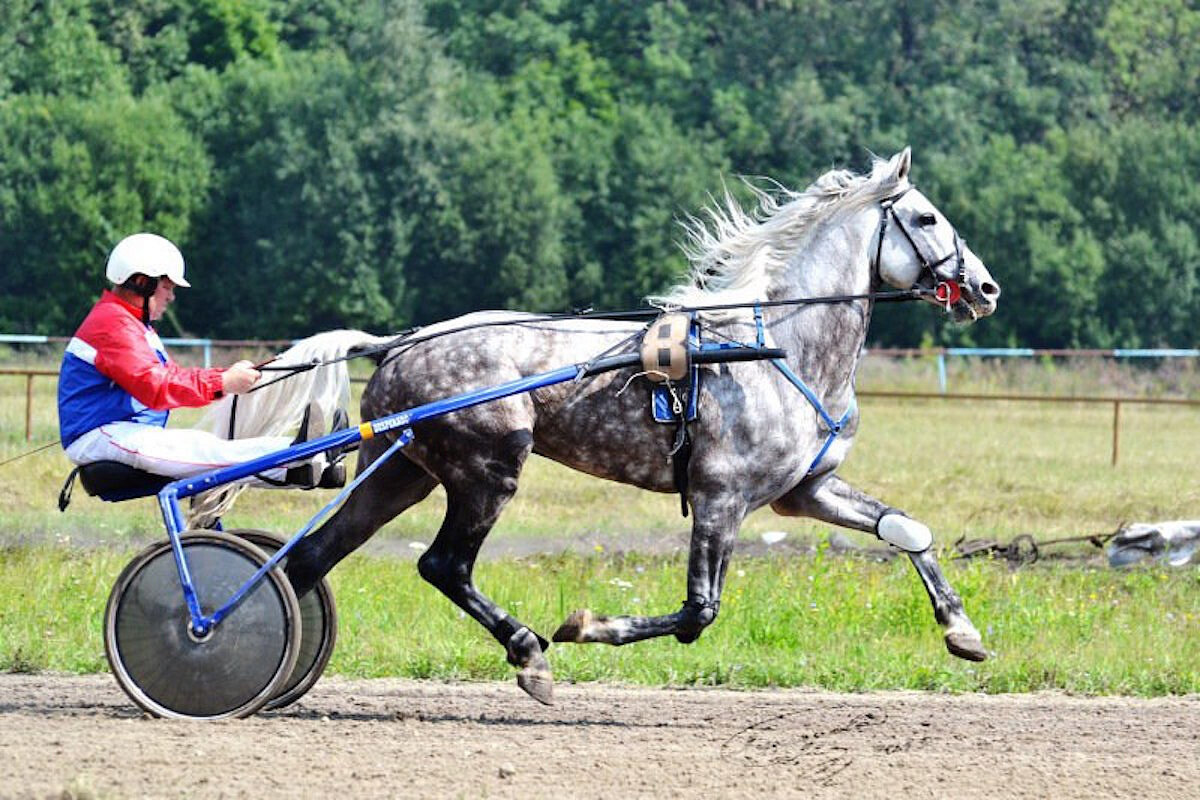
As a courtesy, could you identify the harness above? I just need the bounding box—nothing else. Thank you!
[643,314,701,516]
[643,307,855,517]
[643,189,974,515]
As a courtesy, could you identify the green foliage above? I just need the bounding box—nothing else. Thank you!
[1,0,128,97]
[0,92,210,334]
[187,0,280,70]
[172,52,403,336]
[88,0,194,93]
[1100,0,1200,120]
[0,0,1195,345]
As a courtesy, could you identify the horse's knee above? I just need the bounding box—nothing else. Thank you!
[674,600,720,644]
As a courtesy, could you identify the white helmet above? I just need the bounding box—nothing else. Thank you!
[105,233,190,287]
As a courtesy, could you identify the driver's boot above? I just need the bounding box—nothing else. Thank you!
[283,401,326,489]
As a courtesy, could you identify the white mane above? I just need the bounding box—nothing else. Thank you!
[650,156,908,313]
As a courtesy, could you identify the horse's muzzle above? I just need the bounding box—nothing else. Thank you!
[961,276,1000,320]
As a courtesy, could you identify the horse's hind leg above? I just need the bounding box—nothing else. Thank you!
[771,473,988,662]
[553,492,747,646]
[415,430,556,704]
[286,436,438,597]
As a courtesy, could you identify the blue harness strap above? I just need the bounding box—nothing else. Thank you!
[771,356,857,475]
[753,304,856,476]
[652,308,856,507]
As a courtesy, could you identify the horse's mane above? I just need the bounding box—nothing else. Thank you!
[650,155,907,312]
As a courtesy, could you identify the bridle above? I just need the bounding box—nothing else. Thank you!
[872,187,969,313]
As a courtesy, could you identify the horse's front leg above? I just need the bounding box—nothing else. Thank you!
[772,473,988,662]
[554,493,746,646]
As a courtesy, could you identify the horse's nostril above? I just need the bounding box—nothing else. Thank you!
[980,282,1000,299]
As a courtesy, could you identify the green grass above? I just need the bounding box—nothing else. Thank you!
[330,548,1200,695]
[1,544,1197,695]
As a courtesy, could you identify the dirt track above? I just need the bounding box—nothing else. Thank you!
[1,674,1197,798]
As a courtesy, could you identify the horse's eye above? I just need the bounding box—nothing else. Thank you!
[918,213,937,226]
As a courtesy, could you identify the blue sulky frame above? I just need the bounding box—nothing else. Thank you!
[160,362,584,637]
[157,345,785,638]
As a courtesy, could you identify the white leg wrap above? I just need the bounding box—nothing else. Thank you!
[877,513,933,552]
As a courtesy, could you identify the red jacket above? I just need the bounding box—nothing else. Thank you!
[58,290,224,447]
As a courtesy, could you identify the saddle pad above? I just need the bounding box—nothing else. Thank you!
[640,313,691,382]
[651,320,700,423]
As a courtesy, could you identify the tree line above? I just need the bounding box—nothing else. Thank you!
[1,0,1197,347]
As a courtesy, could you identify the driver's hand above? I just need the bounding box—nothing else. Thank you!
[221,360,261,395]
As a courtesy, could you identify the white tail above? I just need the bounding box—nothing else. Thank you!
[186,329,396,528]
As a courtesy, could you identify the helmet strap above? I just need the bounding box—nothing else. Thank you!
[120,275,159,325]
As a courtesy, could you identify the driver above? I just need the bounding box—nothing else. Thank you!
[57,232,341,488]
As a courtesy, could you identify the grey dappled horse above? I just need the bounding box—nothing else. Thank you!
[286,148,1001,703]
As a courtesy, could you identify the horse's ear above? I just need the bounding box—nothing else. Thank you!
[894,147,912,182]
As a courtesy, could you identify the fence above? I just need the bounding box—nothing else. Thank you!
[4,365,1195,465]
[856,390,1197,466]
[868,347,1200,393]
[1,367,57,444]
[0,334,292,368]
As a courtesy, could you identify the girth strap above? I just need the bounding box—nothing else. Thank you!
[670,421,691,517]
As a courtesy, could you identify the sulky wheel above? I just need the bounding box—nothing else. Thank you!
[235,530,338,711]
[103,531,301,720]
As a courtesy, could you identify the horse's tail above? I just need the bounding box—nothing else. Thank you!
[186,329,395,528]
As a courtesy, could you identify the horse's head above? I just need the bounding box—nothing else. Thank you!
[874,149,1000,323]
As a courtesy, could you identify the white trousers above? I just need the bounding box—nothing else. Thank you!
[64,422,313,485]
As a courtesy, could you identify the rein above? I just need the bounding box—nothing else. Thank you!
[344,287,936,375]
[243,203,961,388]
[0,439,61,467]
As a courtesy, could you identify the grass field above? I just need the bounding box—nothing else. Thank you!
[2,545,1197,695]
[1,353,1198,694]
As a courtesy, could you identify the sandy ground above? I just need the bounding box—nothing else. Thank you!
[1,674,1197,799]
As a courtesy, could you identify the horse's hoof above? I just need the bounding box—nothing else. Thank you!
[517,664,554,705]
[552,609,593,643]
[945,631,988,662]
[507,627,555,705]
